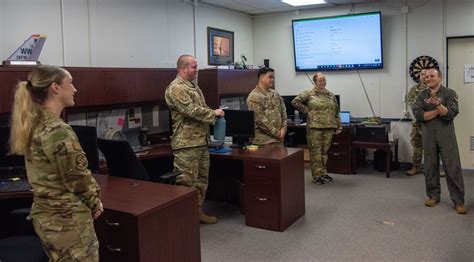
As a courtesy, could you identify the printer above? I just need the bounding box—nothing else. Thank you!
[355,124,388,142]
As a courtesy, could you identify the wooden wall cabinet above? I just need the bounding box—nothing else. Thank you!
[0,67,176,114]
[198,68,258,109]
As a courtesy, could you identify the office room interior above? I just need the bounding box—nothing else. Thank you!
[0,0,473,261]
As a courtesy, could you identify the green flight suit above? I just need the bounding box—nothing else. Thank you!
[165,76,216,206]
[292,88,341,179]
[412,86,465,205]
[246,85,287,147]
[26,111,101,261]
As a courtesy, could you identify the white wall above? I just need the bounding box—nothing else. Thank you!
[446,0,474,37]
[0,0,254,69]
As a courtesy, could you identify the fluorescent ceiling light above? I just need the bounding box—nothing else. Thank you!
[281,0,326,7]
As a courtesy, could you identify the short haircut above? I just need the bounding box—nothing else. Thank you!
[177,55,193,69]
[312,72,324,82]
[258,67,274,78]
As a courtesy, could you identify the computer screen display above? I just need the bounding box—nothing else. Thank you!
[340,111,350,125]
[224,109,255,147]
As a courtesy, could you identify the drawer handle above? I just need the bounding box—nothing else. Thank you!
[105,220,120,227]
[333,142,339,145]
[255,165,266,169]
[256,197,267,201]
[333,153,340,156]
[106,245,122,253]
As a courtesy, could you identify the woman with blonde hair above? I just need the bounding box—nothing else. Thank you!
[292,72,342,185]
[9,65,103,261]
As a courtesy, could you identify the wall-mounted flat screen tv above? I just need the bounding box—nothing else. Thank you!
[292,12,383,71]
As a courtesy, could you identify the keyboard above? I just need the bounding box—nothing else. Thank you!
[0,179,31,192]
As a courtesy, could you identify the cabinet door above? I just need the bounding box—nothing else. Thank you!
[327,152,351,174]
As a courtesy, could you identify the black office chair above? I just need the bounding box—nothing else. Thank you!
[71,125,100,173]
[97,138,179,184]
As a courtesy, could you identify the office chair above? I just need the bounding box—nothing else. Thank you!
[97,138,179,184]
[71,125,100,173]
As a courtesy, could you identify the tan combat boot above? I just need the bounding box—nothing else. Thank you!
[199,209,218,224]
[406,167,421,176]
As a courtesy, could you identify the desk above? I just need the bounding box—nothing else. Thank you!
[0,174,200,262]
[136,145,306,232]
[210,147,305,232]
[352,139,399,178]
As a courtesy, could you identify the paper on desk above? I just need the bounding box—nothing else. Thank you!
[97,109,126,138]
[152,106,160,127]
[67,113,87,126]
[128,107,142,129]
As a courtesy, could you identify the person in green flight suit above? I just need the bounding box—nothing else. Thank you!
[292,72,342,185]
[165,55,225,224]
[412,68,466,214]
[9,65,103,261]
[406,68,428,176]
[246,67,287,148]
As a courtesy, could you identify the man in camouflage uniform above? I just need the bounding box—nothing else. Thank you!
[406,68,428,176]
[292,72,342,185]
[165,55,224,224]
[246,67,287,148]
[412,68,466,214]
[28,111,102,261]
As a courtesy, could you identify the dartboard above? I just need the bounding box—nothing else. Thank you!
[409,55,439,83]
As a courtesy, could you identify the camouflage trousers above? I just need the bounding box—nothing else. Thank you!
[32,216,99,261]
[307,128,334,179]
[410,122,423,168]
[173,146,210,206]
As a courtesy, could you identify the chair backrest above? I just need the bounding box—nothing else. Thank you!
[97,138,150,181]
[0,126,25,168]
[71,125,100,173]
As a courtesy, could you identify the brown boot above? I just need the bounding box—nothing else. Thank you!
[406,167,421,176]
[199,209,218,224]
[455,204,467,214]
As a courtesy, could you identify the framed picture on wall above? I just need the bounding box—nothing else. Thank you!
[207,27,234,65]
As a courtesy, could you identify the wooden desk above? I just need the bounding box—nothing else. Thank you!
[0,174,200,262]
[352,139,399,178]
[137,145,306,232]
[210,147,305,232]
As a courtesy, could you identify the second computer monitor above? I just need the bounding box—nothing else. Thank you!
[224,109,255,147]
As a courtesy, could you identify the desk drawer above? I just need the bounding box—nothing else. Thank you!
[328,142,349,153]
[327,152,351,174]
[244,161,280,188]
[95,210,137,261]
[244,190,280,230]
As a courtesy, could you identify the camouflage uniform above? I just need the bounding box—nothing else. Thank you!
[165,76,216,206]
[407,83,427,170]
[246,85,287,147]
[292,88,341,179]
[412,86,465,205]
[26,111,101,261]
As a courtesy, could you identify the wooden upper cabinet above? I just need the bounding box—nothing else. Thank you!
[0,67,176,113]
[198,68,258,109]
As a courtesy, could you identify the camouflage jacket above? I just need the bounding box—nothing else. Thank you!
[26,111,101,220]
[165,76,216,150]
[246,85,287,145]
[407,83,428,121]
[292,87,341,129]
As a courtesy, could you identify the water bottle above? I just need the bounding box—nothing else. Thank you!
[214,117,226,141]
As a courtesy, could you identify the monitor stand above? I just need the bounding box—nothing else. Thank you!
[229,136,249,148]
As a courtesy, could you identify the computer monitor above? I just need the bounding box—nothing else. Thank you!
[340,111,351,125]
[0,126,25,168]
[224,109,255,147]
